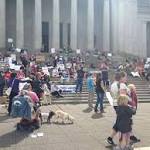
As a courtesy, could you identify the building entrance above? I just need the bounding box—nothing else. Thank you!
[147,22,150,57]
[42,22,49,52]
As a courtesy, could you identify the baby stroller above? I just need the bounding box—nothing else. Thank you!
[11,91,41,132]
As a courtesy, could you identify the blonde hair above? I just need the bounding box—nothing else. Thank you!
[117,95,129,106]
[128,84,136,91]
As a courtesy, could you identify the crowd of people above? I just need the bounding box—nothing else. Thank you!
[0,50,145,149]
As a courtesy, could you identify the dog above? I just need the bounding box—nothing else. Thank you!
[54,110,75,124]
[40,111,55,124]
[47,111,55,123]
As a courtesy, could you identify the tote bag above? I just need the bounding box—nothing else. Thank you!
[5,79,15,96]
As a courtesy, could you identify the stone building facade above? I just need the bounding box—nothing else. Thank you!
[0,0,150,57]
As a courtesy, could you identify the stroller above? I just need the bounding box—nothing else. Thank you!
[11,92,41,132]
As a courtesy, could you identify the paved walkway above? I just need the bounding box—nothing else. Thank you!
[0,103,150,150]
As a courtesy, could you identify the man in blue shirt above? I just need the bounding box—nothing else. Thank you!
[86,73,95,109]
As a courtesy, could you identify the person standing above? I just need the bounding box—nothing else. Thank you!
[107,71,140,145]
[94,73,105,113]
[86,73,95,109]
[0,72,5,96]
[8,73,20,115]
[75,67,85,93]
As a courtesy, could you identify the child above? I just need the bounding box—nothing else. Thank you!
[42,83,51,105]
[128,84,138,113]
[115,95,134,150]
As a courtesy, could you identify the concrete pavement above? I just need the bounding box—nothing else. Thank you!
[0,103,150,150]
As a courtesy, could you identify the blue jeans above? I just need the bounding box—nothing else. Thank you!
[95,92,104,111]
[75,78,83,93]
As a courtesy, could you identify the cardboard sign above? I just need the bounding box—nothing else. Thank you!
[36,55,45,62]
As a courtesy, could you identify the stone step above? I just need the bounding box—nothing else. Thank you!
[52,95,150,101]
[52,99,150,104]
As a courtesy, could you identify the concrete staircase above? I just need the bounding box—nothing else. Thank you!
[1,74,150,105]
[52,76,150,104]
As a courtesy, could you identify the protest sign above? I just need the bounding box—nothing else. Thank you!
[76,49,80,54]
[106,92,113,106]
[36,55,45,62]
[42,67,50,75]
[51,48,55,54]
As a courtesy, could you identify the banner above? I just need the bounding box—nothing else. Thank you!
[57,85,76,93]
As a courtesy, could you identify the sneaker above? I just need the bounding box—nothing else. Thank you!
[94,108,98,113]
[130,135,140,143]
[101,110,105,113]
[107,137,115,145]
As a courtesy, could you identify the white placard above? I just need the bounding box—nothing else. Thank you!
[57,64,65,70]
[131,72,140,78]
[37,132,44,137]
[51,48,55,54]
[146,58,150,63]
[8,38,13,43]
[52,69,59,77]
[42,67,50,75]
[16,48,21,53]
[19,82,27,91]
[106,92,114,106]
[66,63,72,69]
[11,54,16,61]
[30,134,37,138]
[13,65,22,71]
[76,49,80,54]
[90,70,101,74]
[107,53,112,57]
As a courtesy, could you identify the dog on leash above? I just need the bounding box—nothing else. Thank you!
[54,110,75,124]
[41,110,74,124]
[41,111,55,124]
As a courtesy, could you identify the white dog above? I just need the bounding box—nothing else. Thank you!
[54,110,75,124]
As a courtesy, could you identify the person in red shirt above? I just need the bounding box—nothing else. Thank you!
[4,69,11,87]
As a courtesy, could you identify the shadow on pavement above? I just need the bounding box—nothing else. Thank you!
[83,107,93,113]
[105,145,114,150]
[0,130,29,148]
[0,114,10,123]
[91,113,103,119]
[52,122,73,125]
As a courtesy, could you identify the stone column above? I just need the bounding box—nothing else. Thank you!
[70,0,77,50]
[16,0,24,48]
[34,0,42,50]
[52,0,60,49]
[87,0,94,49]
[103,0,110,52]
[110,0,119,52]
[0,0,5,49]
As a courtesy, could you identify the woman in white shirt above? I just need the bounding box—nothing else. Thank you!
[51,82,63,98]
